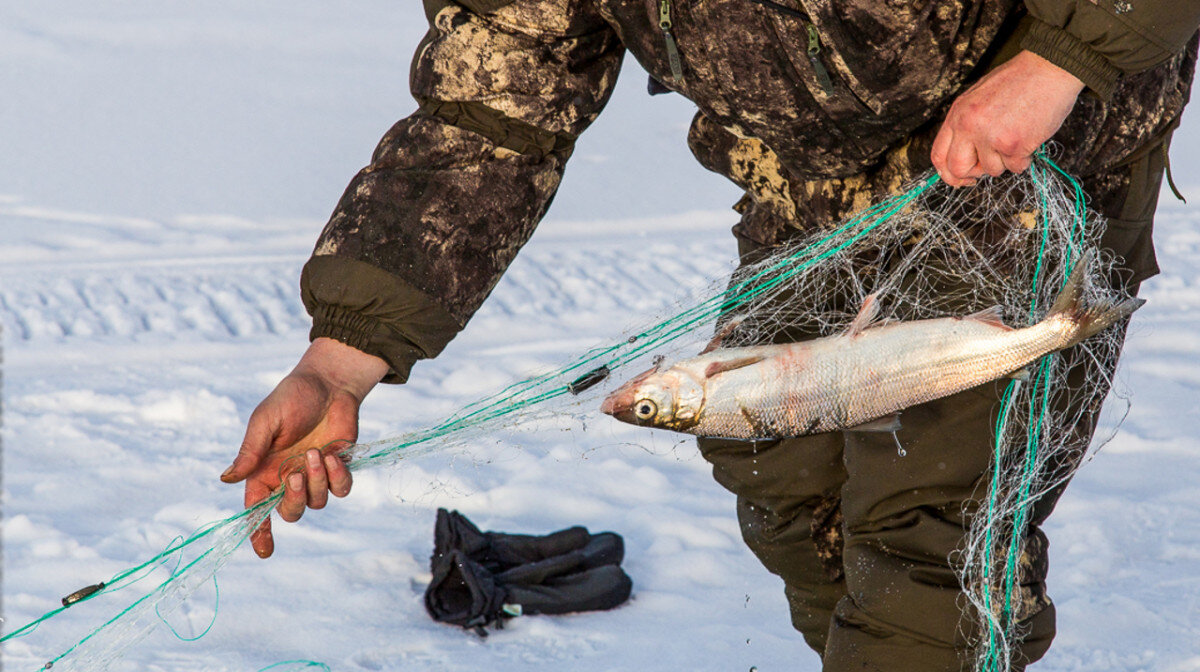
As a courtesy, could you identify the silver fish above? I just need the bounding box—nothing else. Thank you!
[600,252,1142,440]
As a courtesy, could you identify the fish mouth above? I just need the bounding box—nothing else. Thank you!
[600,386,637,423]
[600,365,660,424]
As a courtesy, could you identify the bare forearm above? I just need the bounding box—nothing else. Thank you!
[294,337,389,402]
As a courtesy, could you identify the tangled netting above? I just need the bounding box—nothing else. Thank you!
[2,154,1134,672]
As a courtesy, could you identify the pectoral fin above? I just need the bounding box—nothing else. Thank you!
[1009,367,1031,382]
[705,355,765,379]
[738,404,789,439]
[846,413,902,433]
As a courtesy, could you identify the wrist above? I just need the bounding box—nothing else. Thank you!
[294,337,389,401]
[1012,49,1085,96]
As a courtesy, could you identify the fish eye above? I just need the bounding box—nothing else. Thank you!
[634,399,658,421]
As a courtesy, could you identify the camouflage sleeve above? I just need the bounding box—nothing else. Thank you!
[301,0,623,383]
[1021,0,1200,100]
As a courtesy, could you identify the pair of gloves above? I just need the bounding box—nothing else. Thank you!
[424,509,633,635]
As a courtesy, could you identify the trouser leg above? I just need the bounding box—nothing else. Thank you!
[698,432,848,656]
[819,383,1045,671]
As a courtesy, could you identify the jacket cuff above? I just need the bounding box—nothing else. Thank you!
[309,303,377,353]
[308,304,424,384]
[302,255,464,384]
[1021,16,1122,102]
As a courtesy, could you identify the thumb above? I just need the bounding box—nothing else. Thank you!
[221,409,276,483]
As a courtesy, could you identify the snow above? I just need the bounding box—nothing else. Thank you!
[3,3,1200,671]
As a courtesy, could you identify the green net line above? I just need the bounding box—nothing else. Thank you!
[978,151,1089,672]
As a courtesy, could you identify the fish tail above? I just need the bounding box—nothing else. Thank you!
[1047,249,1145,347]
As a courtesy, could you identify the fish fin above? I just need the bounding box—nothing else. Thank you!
[846,414,902,433]
[1009,367,1032,382]
[738,406,769,438]
[1048,250,1146,346]
[845,293,884,337]
[966,306,1011,330]
[705,355,765,379]
[1047,249,1090,319]
[738,404,787,439]
[700,316,746,354]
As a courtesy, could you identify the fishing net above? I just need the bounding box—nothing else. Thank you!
[2,154,1134,672]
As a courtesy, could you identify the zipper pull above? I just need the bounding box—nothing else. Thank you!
[805,23,833,93]
[658,0,684,84]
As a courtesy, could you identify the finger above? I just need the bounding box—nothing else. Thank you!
[245,479,276,558]
[946,138,980,184]
[930,125,953,180]
[222,410,275,483]
[1001,153,1033,174]
[326,454,353,498]
[278,472,307,523]
[305,449,330,510]
[250,517,275,559]
[976,146,1007,178]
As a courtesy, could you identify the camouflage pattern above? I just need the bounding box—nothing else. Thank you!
[311,1,622,325]
[310,0,1194,335]
[692,32,1195,253]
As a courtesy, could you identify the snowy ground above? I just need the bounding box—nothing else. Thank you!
[4,4,1200,672]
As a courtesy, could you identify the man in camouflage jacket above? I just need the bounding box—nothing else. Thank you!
[221,0,1199,668]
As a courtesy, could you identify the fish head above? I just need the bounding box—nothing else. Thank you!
[600,364,705,432]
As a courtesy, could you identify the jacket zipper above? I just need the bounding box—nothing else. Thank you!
[746,0,835,95]
[658,0,685,84]
[804,22,834,94]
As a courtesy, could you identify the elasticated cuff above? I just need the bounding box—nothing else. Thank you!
[302,256,464,384]
[1021,17,1122,101]
[308,304,424,384]
[309,303,377,353]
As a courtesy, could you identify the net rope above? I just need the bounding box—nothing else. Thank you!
[1,154,1132,672]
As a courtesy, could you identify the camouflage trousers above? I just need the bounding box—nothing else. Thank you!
[695,132,1169,670]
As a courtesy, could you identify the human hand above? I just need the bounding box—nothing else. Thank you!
[221,337,389,558]
[932,50,1086,187]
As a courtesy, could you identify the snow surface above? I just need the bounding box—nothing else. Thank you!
[3,4,1200,671]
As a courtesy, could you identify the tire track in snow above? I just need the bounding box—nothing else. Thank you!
[0,243,729,343]
[0,229,733,347]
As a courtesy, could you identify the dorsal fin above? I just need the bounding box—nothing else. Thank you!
[700,316,746,354]
[845,293,884,337]
[965,306,1010,329]
[704,355,765,379]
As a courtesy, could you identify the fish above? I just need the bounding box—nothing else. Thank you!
[600,251,1143,440]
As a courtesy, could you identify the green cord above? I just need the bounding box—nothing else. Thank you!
[257,661,332,671]
[980,151,1089,672]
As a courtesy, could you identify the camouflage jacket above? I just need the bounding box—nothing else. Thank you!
[302,0,1199,382]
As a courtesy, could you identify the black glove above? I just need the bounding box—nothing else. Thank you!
[424,509,633,634]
